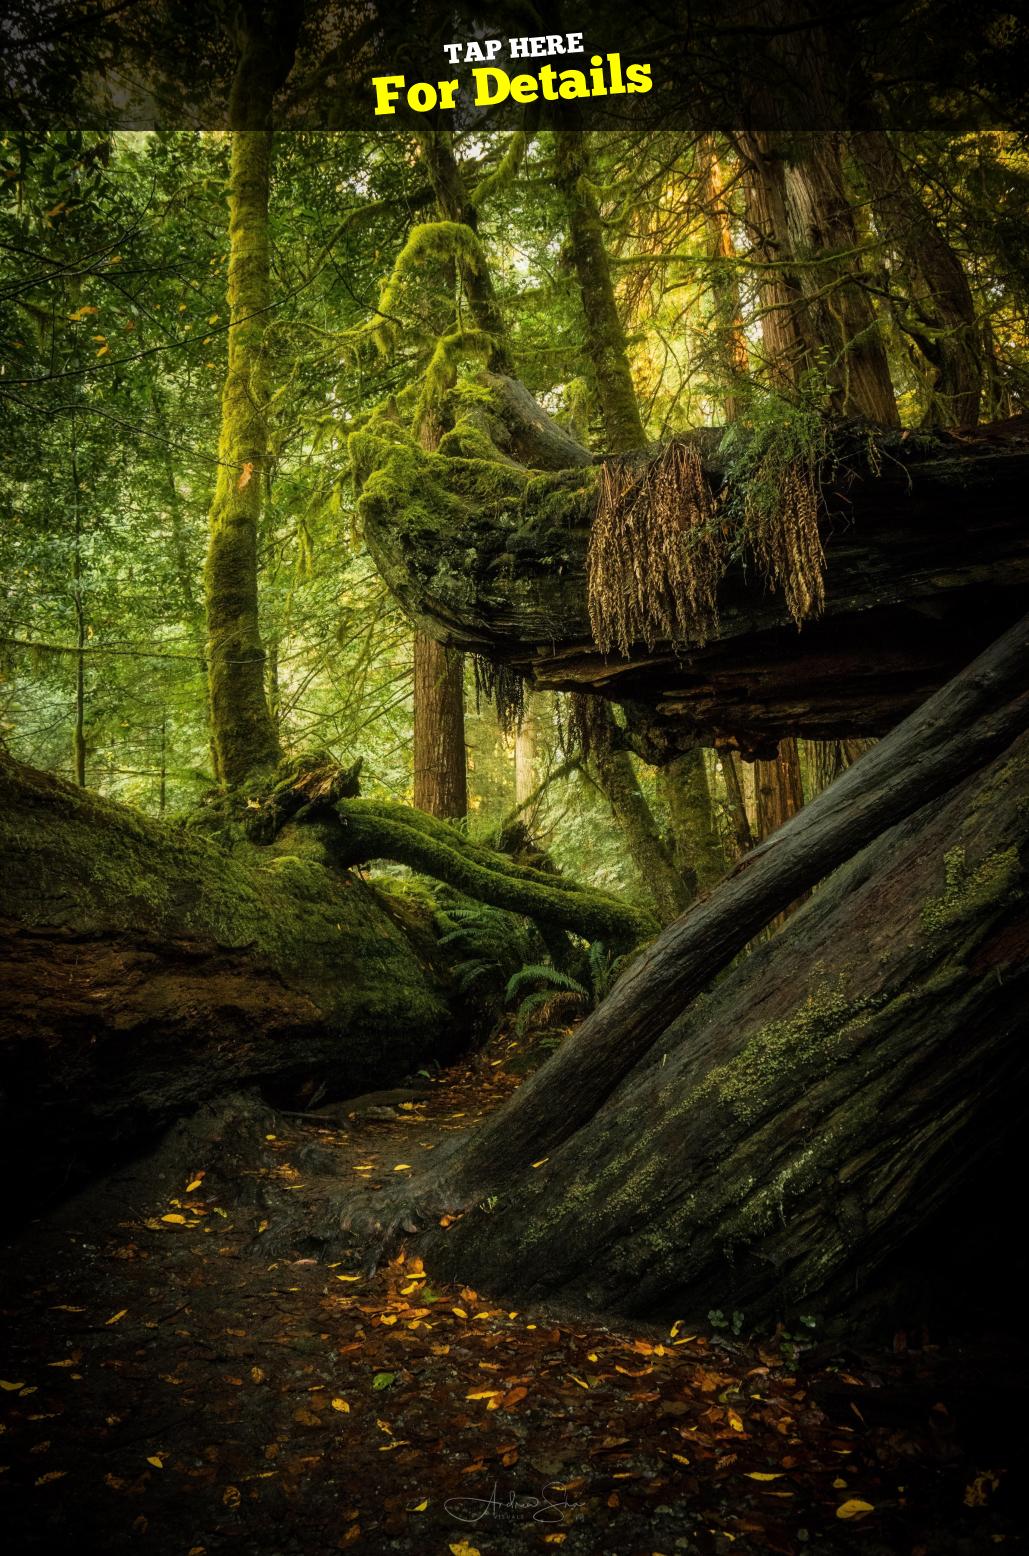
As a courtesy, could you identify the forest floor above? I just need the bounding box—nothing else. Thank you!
[0,1030,1023,1556]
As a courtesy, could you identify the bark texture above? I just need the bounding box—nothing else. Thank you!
[379,614,1028,1214]
[413,635,467,820]
[556,130,647,454]
[356,396,1029,758]
[0,754,454,1201]
[204,126,282,788]
[427,720,1028,1322]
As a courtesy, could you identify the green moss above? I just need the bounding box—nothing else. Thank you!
[921,845,1020,932]
[0,757,450,1071]
[701,982,885,1126]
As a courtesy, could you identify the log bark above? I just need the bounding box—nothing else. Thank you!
[357,403,1029,759]
[368,614,1028,1218]
[426,718,1029,1323]
[0,754,456,1206]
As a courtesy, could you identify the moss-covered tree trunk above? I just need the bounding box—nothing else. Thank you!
[0,753,455,1206]
[204,127,282,789]
[556,130,647,454]
[593,741,694,923]
[658,747,726,895]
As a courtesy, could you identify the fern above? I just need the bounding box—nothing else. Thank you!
[504,963,587,1002]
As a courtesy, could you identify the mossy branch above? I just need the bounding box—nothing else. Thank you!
[371,220,486,357]
[470,131,528,211]
[334,798,656,948]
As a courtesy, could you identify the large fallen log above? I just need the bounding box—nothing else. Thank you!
[354,391,1029,757]
[425,716,1029,1324]
[0,756,457,1203]
[344,611,1027,1220]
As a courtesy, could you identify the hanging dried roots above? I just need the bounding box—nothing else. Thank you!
[587,441,723,656]
[745,456,825,625]
[562,691,614,762]
[473,656,525,735]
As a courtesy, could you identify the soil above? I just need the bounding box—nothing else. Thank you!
[1,1035,1023,1556]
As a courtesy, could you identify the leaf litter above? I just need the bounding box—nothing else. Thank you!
[0,1037,1021,1554]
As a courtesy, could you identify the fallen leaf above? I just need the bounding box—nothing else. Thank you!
[106,1310,128,1325]
[161,1214,186,1225]
[746,1472,784,1481]
[147,1456,164,1469]
[331,1398,350,1413]
[223,1485,241,1508]
[836,1499,874,1520]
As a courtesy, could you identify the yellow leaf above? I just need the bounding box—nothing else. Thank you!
[379,1315,398,1326]
[34,1471,66,1486]
[336,1274,362,1282]
[393,1164,412,1172]
[833,1477,847,1489]
[728,1410,744,1432]
[449,1543,480,1556]
[836,1499,874,1520]
[746,1472,784,1481]
[466,1389,501,1401]
[106,1310,128,1325]
[185,1179,203,1193]
[161,1214,186,1225]
[208,315,219,325]
[223,1485,241,1508]
[543,1538,566,1547]
[531,1157,549,1168]
[147,1455,164,1469]
[331,1398,350,1413]
[0,1380,26,1392]
[250,1367,265,1384]
[95,345,109,357]
[451,1307,468,1319]
[407,1498,428,1511]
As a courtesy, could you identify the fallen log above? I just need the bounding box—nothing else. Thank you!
[0,757,452,1203]
[355,390,1029,757]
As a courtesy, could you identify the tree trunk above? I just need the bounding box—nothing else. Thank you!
[658,746,726,893]
[204,126,282,789]
[593,743,694,924]
[739,130,898,425]
[0,753,455,1208]
[204,7,301,790]
[556,130,647,454]
[755,735,805,838]
[514,692,538,806]
[413,634,467,820]
[415,130,512,375]
[850,129,981,427]
[701,137,750,423]
[426,718,1029,1322]
[375,615,1027,1218]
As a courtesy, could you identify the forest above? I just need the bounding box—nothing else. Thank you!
[1,3,1028,1551]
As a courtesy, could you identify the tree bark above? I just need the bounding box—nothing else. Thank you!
[358,403,1029,756]
[850,129,981,427]
[658,747,726,893]
[556,130,647,453]
[204,125,282,789]
[413,634,467,820]
[0,753,454,1206]
[376,614,1027,1216]
[426,718,1029,1322]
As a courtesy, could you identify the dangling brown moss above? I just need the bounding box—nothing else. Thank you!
[586,440,722,655]
[744,453,826,624]
[473,656,525,736]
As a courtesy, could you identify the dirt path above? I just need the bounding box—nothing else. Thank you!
[1,1041,1021,1555]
